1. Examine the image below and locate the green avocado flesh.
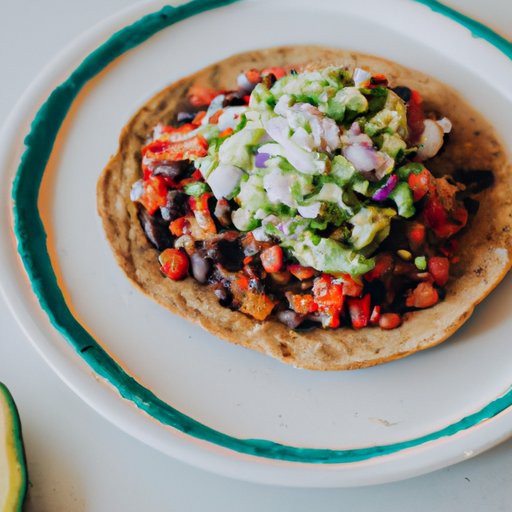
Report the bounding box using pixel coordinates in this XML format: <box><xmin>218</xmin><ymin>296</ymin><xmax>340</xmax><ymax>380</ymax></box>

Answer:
<box><xmin>0</xmin><ymin>384</ymin><xmax>27</xmax><ymax>512</ymax></box>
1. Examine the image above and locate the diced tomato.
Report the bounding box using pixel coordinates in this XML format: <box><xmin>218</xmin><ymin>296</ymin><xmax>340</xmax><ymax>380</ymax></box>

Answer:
<box><xmin>347</xmin><ymin>294</ymin><xmax>371</xmax><ymax>330</ymax></box>
<box><xmin>440</xmin><ymin>239</ymin><xmax>459</xmax><ymax>258</ymax></box>
<box><xmin>192</xmin><ymin>110</ymin><xmax>206</xmax><ymax>126</ymax></box>
<box><xmin>336</xmin><ymin>274</ymin><xmax>364</xmax><ymax>297</ymax></box>
<box><xmin>142</xmin><ymin>165</ymin><xmax>153</xmax><ymax>181</ymax></box>
<box><xmin>143</xmin><ymin>135</ymin><xmax>208</xmax><ymax>162</ymax></box>
<box><xmin>406</xmin><ymin>282</ymin><xmax>439</xmax><ymax>309</ymax></box>
<box><xmin>428</xmin><ymin>256</ymin><xmax>450</xmax><ymax>286</ymax></box>
<box><xmin>159</xmin><ymin>248</ymin><xmax>189</xmax><ymax>280</ymax></box>
<box><xmin>141</xmin><ymin>139</ymin><xmax>171</xmax><ymax>158</ymax></box>
<box><xmin>244</xmin><ymin>68</ymin><xmax>261</xmax><ymax>83</ymax></box>
<box><xmin>169</xmin><ymin>216</ymin><xmax>188</xmax><ymax>237</ymax></box>
<box><xmin>191</xmin><ymin>169</ymin><xmax>203</xmax><ymax>181</ymax></box>
<box><xmin>379</xmin><ymin>313</ymin><xmax>402</xmax><ymax>330</ymax></box>
<box><xmin>287</xmin><ymin>264</ymin><xmax>315</xmax><ymax>281</ymax></box>
<box><xmin>243</xmin><ymin>255</ymin><xmax>253</xmax><ymax>266</ymax></box>
<box><xmin>370</xmin><ymin>305</ymin><xmax>381</xmax><ymax>325</ymax></box>
<box><xmin>313</xmin><ymin>275</ymin><xmax>344</xmax><ymax>309</ymax></box>
<box><xmin>364</xmin><ymin>253</ymin><xmax>394</xmax><ymax>282</ymax></box>
<box><xmin>287</xmin><ymin>293</ymin><xmax>318</xmax><ymax>315</ymax></box>
<box><xmin>159</xmin><ymin>123</ymin><xmax>197</xmax><ymax>135</ymax></box>
<box><xmin>260</xmin><ymin>245</ymin><xmax>283</xmax><ymax>273</ymax></box>
<box><xmin>189</xmin><ymin>193</ymin><xmax>217</xmax><ymax>234</ymax></box>
<box><xmin>239</xmin><ymin>291</ymin><xmax>276</xmax><ymax>321</ymax></box>
<box><xmin>370</xmin><ymin>73</ymin><xmax>388</xmax><ymax>87</ymax></box>
<box><xmin>209</xmin><ymin>109</ymin><xmax>224</xmax><ymax>124</ymax></box>
<box><xmin>138</xmin><ymin>175</ymin><xmax>168</xmax><ymax>214</ymax></box>
<box><xmin>261</xmin><ymin>66</ymin><xmax>287</xmax><ymax>79</ymax></box>
<box><xmin>408</xmin><ymin>223</ymin><xmax>426</xmax><ymax>250</ymax></box>
<box><xmin>408</xmin><ymin>168</ymin><xmax>432</xmax><ymax>202</ymax></box>
<box><xmin>188</xmin><ymin>85</ymin><xmax>220</xmax><ymax>107</ymax></box>
<box><xmin>219</xmin><ymin>127</ymin><xmax>234</xmax><ymax>138</ymax></box>
<box><xmin>424</xmin><ymin>195</ymin><xmax>468</xmax><ymax>239</ymax></box>
<box><xmin>407</xmin><ymin>89</ymin><xmax>425</xmax><ymax>144</ymax></box>
<box><xmin>233</xmin><ymin>274</ymin><xmax>250</xmax><ymax>291</ymax></box>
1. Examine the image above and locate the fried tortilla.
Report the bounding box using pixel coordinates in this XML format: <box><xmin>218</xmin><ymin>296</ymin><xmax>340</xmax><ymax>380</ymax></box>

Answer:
<box><xmin>97</xmin><ymin>46</ymin><xmax>512</xmax><ymax>370</ymax></box>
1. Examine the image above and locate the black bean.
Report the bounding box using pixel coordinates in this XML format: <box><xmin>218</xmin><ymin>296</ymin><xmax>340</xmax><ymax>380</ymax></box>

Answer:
<box><xmin>276</xmin><ymin>310</ymin><xmax>303</xmax><ymax>329</ymax></box>
<box><xmin>190</xmin><ymin>253</ymin><xmax>212</xmax><ymax>284</ymax></box>
<box><xmin>153</xmin><ymin>161</ymin><xmax>185</xmax><ymax>181</ymax></box>
<box><xmin>223</xmin><ymin>90</ymin><xmax>246</xmax><ymax>106</ymax></box>
<box><xmin>160</xmin><ymin>190</ymin><xmax>189</xmax><ymax>222</ymax></box>
<box><xmin>176</xmin><ymin>111</ymin><xmax>196</xmax><ymax>124</ymax></box>
<box><xmin>137</xmin><ymin>207</ymin><xmax>174</xmax><ymax>251</ymax></box>
<box><xmin>393</xmin><ymin>86</ymin><xmax>412</xmax><ymax>103</ymax></box>
<box><xmin>213</xmin><ymin>284</ymin><xmax>232</xmax><ymax>307</ymax></box>
<box><xmin>453</xmin><ymin>169</ymin><xmax>495</xmax><ymax>194</ymax></box>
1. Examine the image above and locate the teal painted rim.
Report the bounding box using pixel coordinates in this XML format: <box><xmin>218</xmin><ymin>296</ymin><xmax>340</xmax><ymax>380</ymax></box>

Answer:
<box><xmin>11</xmin><ymin>0</ymin><xmax>512</xmax><ymax>464</ymax></box>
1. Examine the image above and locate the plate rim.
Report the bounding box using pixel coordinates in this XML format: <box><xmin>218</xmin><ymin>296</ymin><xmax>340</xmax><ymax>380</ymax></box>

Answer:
<box><xmin>1</xmin><ymin>0</ymin><xmax>512</xmax><ymax>487</ymax></box>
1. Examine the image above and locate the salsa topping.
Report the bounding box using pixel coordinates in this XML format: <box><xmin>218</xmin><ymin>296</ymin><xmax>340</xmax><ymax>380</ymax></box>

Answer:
<box><xmin>131</xmin><ymin>65</ymin><xmax>490</xmax><ymax>331</ymax></box>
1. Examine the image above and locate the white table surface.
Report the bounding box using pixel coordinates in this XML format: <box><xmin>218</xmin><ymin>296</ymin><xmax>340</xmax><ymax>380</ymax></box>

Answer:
<box><xmin>1</xmin><ymin>1</ymin><xmax>511</xmax><ymax>510</ymax></box>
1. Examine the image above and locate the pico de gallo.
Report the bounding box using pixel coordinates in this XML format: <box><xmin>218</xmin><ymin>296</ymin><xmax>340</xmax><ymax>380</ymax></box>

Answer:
<box><xmin>130</xmin><ymin>65</ymin><xmax>491</xmax><ymax>331</ymax></box>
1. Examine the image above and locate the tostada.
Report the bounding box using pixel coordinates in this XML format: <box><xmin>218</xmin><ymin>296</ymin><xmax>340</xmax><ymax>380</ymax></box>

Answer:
<box><xmin>97</xmin><ymin>46</ymin><xmax>511</xmax><ymax>370</ymax></box>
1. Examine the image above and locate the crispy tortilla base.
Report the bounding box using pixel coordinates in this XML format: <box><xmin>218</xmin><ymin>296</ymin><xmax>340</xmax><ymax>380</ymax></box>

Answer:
<box><xmin>97</xmin><ymin>46</ymin><xmax>512</xmax><ymax>371</ymax></box>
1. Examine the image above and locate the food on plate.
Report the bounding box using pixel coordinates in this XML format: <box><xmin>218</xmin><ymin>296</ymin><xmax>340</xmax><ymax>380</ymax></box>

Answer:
<box><xmin>97</xmin><ymin>46</ymin><xmax>511</xmax><ymax>370</ymax></box>
<box><xmin>0</xmin><ymin>383</ymin><xmax>27</xmax><ymax>512</ymax></box>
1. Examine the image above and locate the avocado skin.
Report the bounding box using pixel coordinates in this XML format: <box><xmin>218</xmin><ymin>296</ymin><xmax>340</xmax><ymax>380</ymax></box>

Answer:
<box><xmin>0</xmin><ymin>383</ymin><xmax>28</xmax><ymax>512</ymax></box>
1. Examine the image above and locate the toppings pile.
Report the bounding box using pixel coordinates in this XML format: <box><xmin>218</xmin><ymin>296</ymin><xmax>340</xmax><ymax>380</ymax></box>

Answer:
<box><xmin>131</xmin><ymin>65</ymin><xmax>484</xmax><ymax>331</ymax></box>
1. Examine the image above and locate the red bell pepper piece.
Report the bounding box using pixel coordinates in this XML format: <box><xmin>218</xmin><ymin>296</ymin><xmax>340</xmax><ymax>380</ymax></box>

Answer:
<box><xmin>138</xmin><ymin>175</ymin><xmax>168</xmax><ymax>215</ymax></box>
<box><xmin>347</xmin><ymin>294</ymin><xmax>371</xmax><ymax>330</ymax></box>
<box><xmin>260</xmin><ymin>245</ymin><xmax>284</xmax><ymax>273</ymax></box>
<box><xmin>313</xmin><ymin>274</ymin><xmax>344</xmax><ymax>328</ymax></box>
<box><xmin>286</xmin><ymin>293</ymin><xmax>318</xmax><ymax>315</ymax></box>
<box><xmin>159</xmin><ymin>248</ymin><xmax>189</xmax><ymax>280</ymax></box>
<box><xmin>287</xmin><ymin>264</ymin><xmax>315</xmax><ymax>281</ymax></box>
<box><xmin>143</xmin><ymin>135</ymin><xmax>208</xmax><ymax>162</ymax></box>
<box><xmin>189</xmin><ymin>193</ymin><xmax>217</xmax><ymax>234</ymax></box>
<box><xmin>369</xmin><ymin>305</ymin><xmax>381</xmax><ymax>325</ymax></box>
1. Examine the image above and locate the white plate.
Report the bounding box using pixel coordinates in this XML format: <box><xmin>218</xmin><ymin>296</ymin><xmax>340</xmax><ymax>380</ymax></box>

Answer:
<box><xmin>1</xmin><ymin>0</ymin><xmax>511</xmax><ymax>488</ymax></box>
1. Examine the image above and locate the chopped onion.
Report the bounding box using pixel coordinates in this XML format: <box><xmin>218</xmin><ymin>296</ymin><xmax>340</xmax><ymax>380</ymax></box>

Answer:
<box><xmin>353</xmin><ymin>68</ymin><xmax>371</xmax><ymax>88</ymax></box>
<box><xmin>255</xmin><ymin>152</ymin><xmax>270</xmax><ymax>168</ymax></box>
<box><xmin>206</xmin><ymin>164</ymin><xmax>243</xmax><ymax>199</ymax></box>
<box><xmin>416</xmin><ymin>119</ymin><xmax>445</xmax><ymax>161</ymax></box>
<box><xmin>201</xmin><ymin>94</ymin><xmax>225</xmax><ymax>124</ymax></box>
<box><xmin>130</xmin><ymin>179</ymin><xmax>144</xmax><ymax>202</ymax></box>
<box><xmin>343</xmin><ymin>143</ymin><xmax>379</xmax><ymax>172</ymax></box>
<box><xmin>436</xmin><ymin>117</ymin><xmax>452</xmax><ymax>134</ymax></box>
<box><xmin>217</xmin><ymin>106</ymin><xmax>247</xmax><ymax>132</ymax></box>
<box><xmin>372</xmin><ymin>174</ymin><xmax>399</xmax><ymax>201</ymax></box>
<box><xmin>298</xmin><ymin>202</ymin><xmax>321</xmax><ymax>218</ymax></box>
<box><xmin>252</xmin><ymin>227</ymin><xmax>270</xmax><ymax>242</ymax></box>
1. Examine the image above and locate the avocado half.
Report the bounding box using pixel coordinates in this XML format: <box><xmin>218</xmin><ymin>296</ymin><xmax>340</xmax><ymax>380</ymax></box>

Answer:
<box><xmin>0</xmin><ymin>383</ymin><xmax>27</xmax><ymax>512</ymax></box>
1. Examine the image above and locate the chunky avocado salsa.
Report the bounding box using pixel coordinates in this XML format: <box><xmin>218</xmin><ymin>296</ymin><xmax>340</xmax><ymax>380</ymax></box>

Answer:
<box><xmin>131</xmin><ymin>65</ymin><xmax>476</xmax><ymax>331</ymax></box>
